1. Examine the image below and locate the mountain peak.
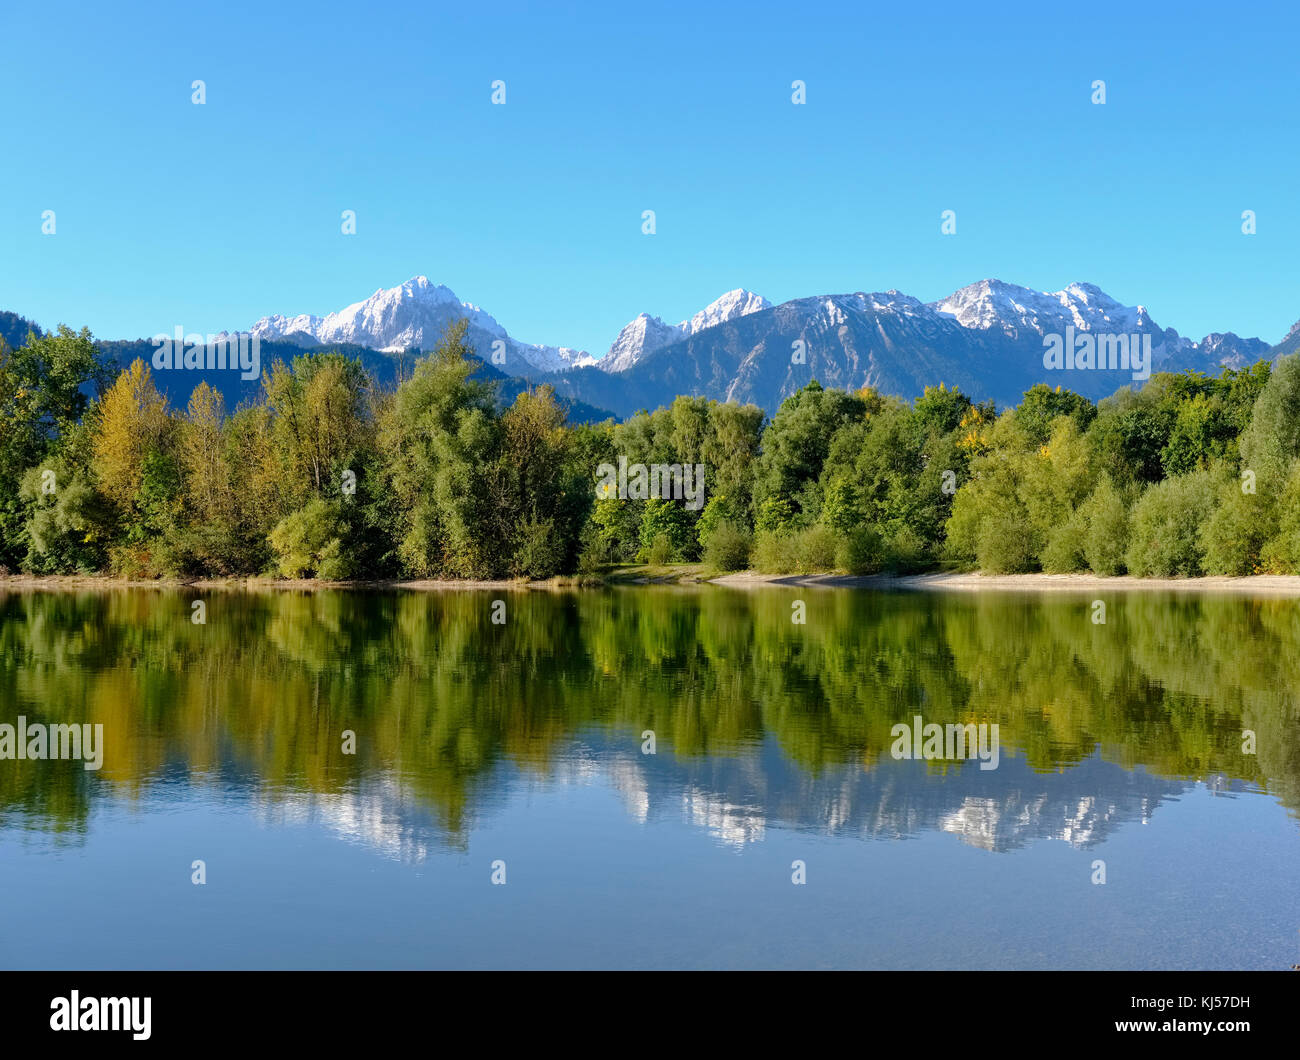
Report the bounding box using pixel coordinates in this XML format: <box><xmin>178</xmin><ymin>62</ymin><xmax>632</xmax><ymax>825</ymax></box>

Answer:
<box><xmin>249</xmin><ymin>276</ymin><xmax>593</xmax><ymax>372</ymax></box>
<box><xmin>1061</xmin><ymin>281</ymin><xmax>1132</xmax><ymax>314</ymax></box>
<box><xmin>599</xmin><ymin>289</ymin><xmax>771</xmax><ymax>373</ymax></box>
<box><xmin>930</xmin><ymin>278</ymin><xmax>1152</xmax><ymax>335</ymax></box>
<box><xmin>684</xmin><ymin>289</ymin><xmax>771</xmax><ymax>335</ymax></box>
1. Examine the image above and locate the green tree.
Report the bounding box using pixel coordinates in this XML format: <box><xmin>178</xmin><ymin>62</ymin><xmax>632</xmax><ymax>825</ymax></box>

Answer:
<box><xmin>751</xmin><ymin>382</ymin><xmax>865</xmax><ymax>525</ymax></box>
<box><xmin>490</xmin><ymin>385</ymin><xmax>588</xmax><ymax>577</ymax></box>
<box><xmin>638</xmin><ymin>498</ymin><xmax>693</xmax><ymax>562</ymax></box>
<box><xmin>0</xmin><ymin>327</ymin><xmax>112</xmax><ymax>567</ymax></box>
<box><xmin>1240</xmin><ymin>353</ymin><xmax>1300</xmax><ymax>491</ymax></box>
<box><xmin>380</xmin><ymin>320</ymin><xmax>500</xmax><ymax>577</ymax></box>
<box><xmin>1089</xmin><ymin>384</ymin><xmax>1175</xmax><ymax>486</ymax></box>
<box><xmin>1015</xmin><ymin>384</ymin><xmax>1095</xmax><ymax>448</ymax></box>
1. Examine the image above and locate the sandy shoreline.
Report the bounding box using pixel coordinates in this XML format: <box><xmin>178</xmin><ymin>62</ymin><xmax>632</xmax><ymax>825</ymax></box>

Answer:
<box><xmin>5</xmin><ymin>569</ymin><xmax>1300</xmax><ymax>595</ymax></box>
<box><xmin>709</xmin><ymin>571</ymin><xmax>1300</xmax><ymax>594</ymax></box>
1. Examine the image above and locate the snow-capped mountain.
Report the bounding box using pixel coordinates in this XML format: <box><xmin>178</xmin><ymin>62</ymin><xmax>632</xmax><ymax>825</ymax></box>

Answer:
<box><xmin>600</xmin><ymin>289</ymin><xmax>772</xmax><ymax>373</ymax></box>
<box><xmin>542</xmin><ymin>279</ymin><xmax>1285</xmax><ymax>416</ymax></box>
<box><xmin>232</xmin><ymin>274</ymin><xmax>1289</xmax><ymax>416</ymax></box>
<box><xmin>249</xmin><ymin>276</ymin><xmax>597</xmax><ymax>373</ymax></box>
<box><xmin>241</xmin><ymin>279</ymin><xmax>770</xmax><ymax>378</ymax></box>
<box><xmin>601</xmin><ymin>314</ymin><xmax>683</xmax><ymax>375</ymax></box>
<box><xmin>928</xmin><ymin>278</ymin><xmax>1271</xmax><ymax>372</ymax></box>
<box><xmin>930</xmin><ymin>279</ymin><xmax>1156</xmax><ymax>337</ymax></box>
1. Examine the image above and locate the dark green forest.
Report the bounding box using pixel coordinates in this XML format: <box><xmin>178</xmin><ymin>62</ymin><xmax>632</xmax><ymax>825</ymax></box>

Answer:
<box><xmin>1</xmin><ymin>315</ymin><xmax>1295</xmax><ymax>580</ymax></box>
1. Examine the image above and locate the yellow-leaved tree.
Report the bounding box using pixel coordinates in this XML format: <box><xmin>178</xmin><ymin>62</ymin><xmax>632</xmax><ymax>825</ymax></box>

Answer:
<box><xmin>93</xmin><ymin>358</ymin><xmax>172</xmax><ymax>510</ymax></box>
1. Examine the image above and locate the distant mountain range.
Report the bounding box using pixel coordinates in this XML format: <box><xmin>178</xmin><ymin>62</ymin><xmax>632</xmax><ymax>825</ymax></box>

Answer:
<box><xmin>6</xmin><ymin>277</ymin><xmax>1297</xmax><ymax>421</ymax></box>
<box><xmin>540</xmin><ymin>278</ymin><xmax>1281</xmax><ymax>417</ymax></box>
<box><xmin>236</xmin><ymin>275</ymin><xmax>1292</xmax><ymax>415</ymax></box>
<box><xmin>243</xmin><ymin>276</ymin><xmax>775</xmax><ymax>380</ymax></box>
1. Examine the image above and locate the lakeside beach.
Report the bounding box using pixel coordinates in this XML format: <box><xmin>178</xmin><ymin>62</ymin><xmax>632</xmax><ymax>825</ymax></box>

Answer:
<box><xmin>10</xmin><ymin>568</ymin><xmax>1300</xmax><ymax>595</ymax></box>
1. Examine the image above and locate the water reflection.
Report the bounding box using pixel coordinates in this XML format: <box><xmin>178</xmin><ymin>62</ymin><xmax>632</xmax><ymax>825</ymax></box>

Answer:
<box><xmin>1</xmin><ymin>586</ymin><xmax>1296</xmax><ymax>858</ymax></box>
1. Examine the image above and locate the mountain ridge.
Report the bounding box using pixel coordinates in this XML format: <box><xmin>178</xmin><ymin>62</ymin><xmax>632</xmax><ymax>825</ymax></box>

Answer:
<box><xmin>534</xmin><ymin>279</ymin><xmax>1291</xmax><ymax>416</ymax></box>
<box><xmin>8</xmin><ymin>277</ymin><xmax>1299</xmax><ymax>420</ymax></box>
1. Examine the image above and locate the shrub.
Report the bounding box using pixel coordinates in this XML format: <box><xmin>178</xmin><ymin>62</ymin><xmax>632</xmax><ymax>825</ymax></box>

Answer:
<box><xmin>754</xmin><ymin>528</ymin><xmax>832</xmax><ymax>577</ymax></box>
<box><xmin>752</xmin><ymin>530</ymin><xmax>798</xmax><ymax>574</ymax></box>
<box><xmin>835</xmin><ymin>526</ymin><xmax>882</xmax><ymax>574</ymax></box>
<box><xmin>643</xmin><ymin>532</ymin><xmax>675</xmax><ymax>566</ymax></box>
<box><xmin>696</xmin><ymin>495</ymin><xmax>744</xmax><ymax>550</ymax></box>
<box><xmin>19</xmin><ymin>464</ymin><xmax>112</xmax><ymax>574</ymax></box>
<box><xmin>1124</xmin><ymin>469</ymin><xmax>1217</xmax><ymax>577</ymax></box>
<box><xmin>1079</xmin><ymin>475</ymin><xmax>1130</xmax><ymax>576</ymax></box>
<box><xmin>269</xmin><ymin>499</ymin><xmax>352</xmax><ymax>579</ymax></box>
<box><xmin>315</xmin><ymin>537</ymin><xmax>351</xmax><ymax>581</ymax></box>
<box><xmin>881</xmin><ymin>527</ymin><xmax>930</xmax><ymax>573</ymax></box>
<box><xmin>975</xmin><ymin>512</ymin><xmax>1037</xmax><ymax>573</ymax></box>
<box><xmin>702</xmin><ymin>520</ymin><xmax>752</xmax><ymax>571</ymax></box>
<box><xmin>1041</xmin><ymin>511</ymin><xmax>1088</xmax><ymax>573</ymax></box>
<box><xmin>945</xmin><ymin>456</ymin><xmax>1031</xmax><ymax>569</ymax></box>
<box><xmin>1198</xmin><ymin>480</ymin><xmax>1273</xmax><ymax>575</ymax></box>
<box><xmin>753</xmin><ymin>527</ymin><xmax>840</xmax><ymax>574</ymax></box>
<box><xmin>576</xmin><ymin>518</ymin><xmax>616</xmax><ymax>574</ymax></box>
<box><xmin>792</xmin><ymin>524</ymin><xmax>838</xmax><ymax>572</ymax></box>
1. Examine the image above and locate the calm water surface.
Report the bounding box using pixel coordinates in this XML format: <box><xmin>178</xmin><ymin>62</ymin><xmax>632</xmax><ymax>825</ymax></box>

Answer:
<box><xmin>1</xmin><ymin>586</ymin><xmax>1296</xmax><ymax>969</ymax></box>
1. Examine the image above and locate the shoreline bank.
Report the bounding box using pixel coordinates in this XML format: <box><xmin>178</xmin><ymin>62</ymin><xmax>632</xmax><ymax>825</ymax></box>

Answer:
<box><xmin>6</xmin><ymin>569</ymin><xmax>1300</xmax><ymax>594</ymax></box>
<box><xmin>707</xmin><ymin>571</ymin><xmax>1300</xmax><ymax>594</ymax></box>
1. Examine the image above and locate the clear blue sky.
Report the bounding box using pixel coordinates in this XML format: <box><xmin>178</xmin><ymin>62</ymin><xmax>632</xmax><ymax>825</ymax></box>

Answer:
<box><xmin>3</xmin><ymin>0</ymin><xmax>1297</xmax><ymax>355</ymax></box>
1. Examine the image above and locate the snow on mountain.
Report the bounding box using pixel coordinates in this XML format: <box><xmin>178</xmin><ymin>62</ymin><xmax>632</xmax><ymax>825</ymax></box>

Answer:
<box><xmin>249</xmin><ymin>276</ymin><xmax>596</xmax><ymax>373</ymax></box>
<box><xmin>930</xmin><ymin>278</ymin><xmax>1155</xmax><ymax>337</ymax></box>
<box><xmin>546</xmin><ymin>278</ymin><xmax>1285</xmax><ymax>418</ymax></box>
<box><xmin>240</xmin><ymin>275</ymin><xmax>1280</xmax><ymax>410</ymax></box>
<box><xmin>602</xmin><ymin>314</ymin><xmax>684</xmax><ymax>374</ymax></box>
<box><xmin>600</xmin><ymin>289</ymin><xmax>772</xmax><ymax>373</ymax></box>
<box><xmin>683</xmin><ymin>289</ymin><xmax>772</xmax><ymax>335</ymax></box>
<box><xmin>251</xmin><ymin>312</ymin><xmax>324</xmax><ymax>338</ymax></box>
<box><xmin>924</xmin><ymin>278</ymin><xmax>1269</xmax><ymax>371</ymax></box>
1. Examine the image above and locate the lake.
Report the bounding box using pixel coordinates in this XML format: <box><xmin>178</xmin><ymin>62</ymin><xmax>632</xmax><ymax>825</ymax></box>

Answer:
<box><xmin>1</xmin><ymin>585</ymin><xmax>1296</xmax><ymax>969</ymax></box>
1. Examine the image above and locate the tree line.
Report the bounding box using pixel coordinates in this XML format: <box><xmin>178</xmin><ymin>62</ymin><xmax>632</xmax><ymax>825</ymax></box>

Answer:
<box><xmin>2</xmin><ymin>315</ymin><xmax>1297</xmax><ymax>579</ymax></box>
